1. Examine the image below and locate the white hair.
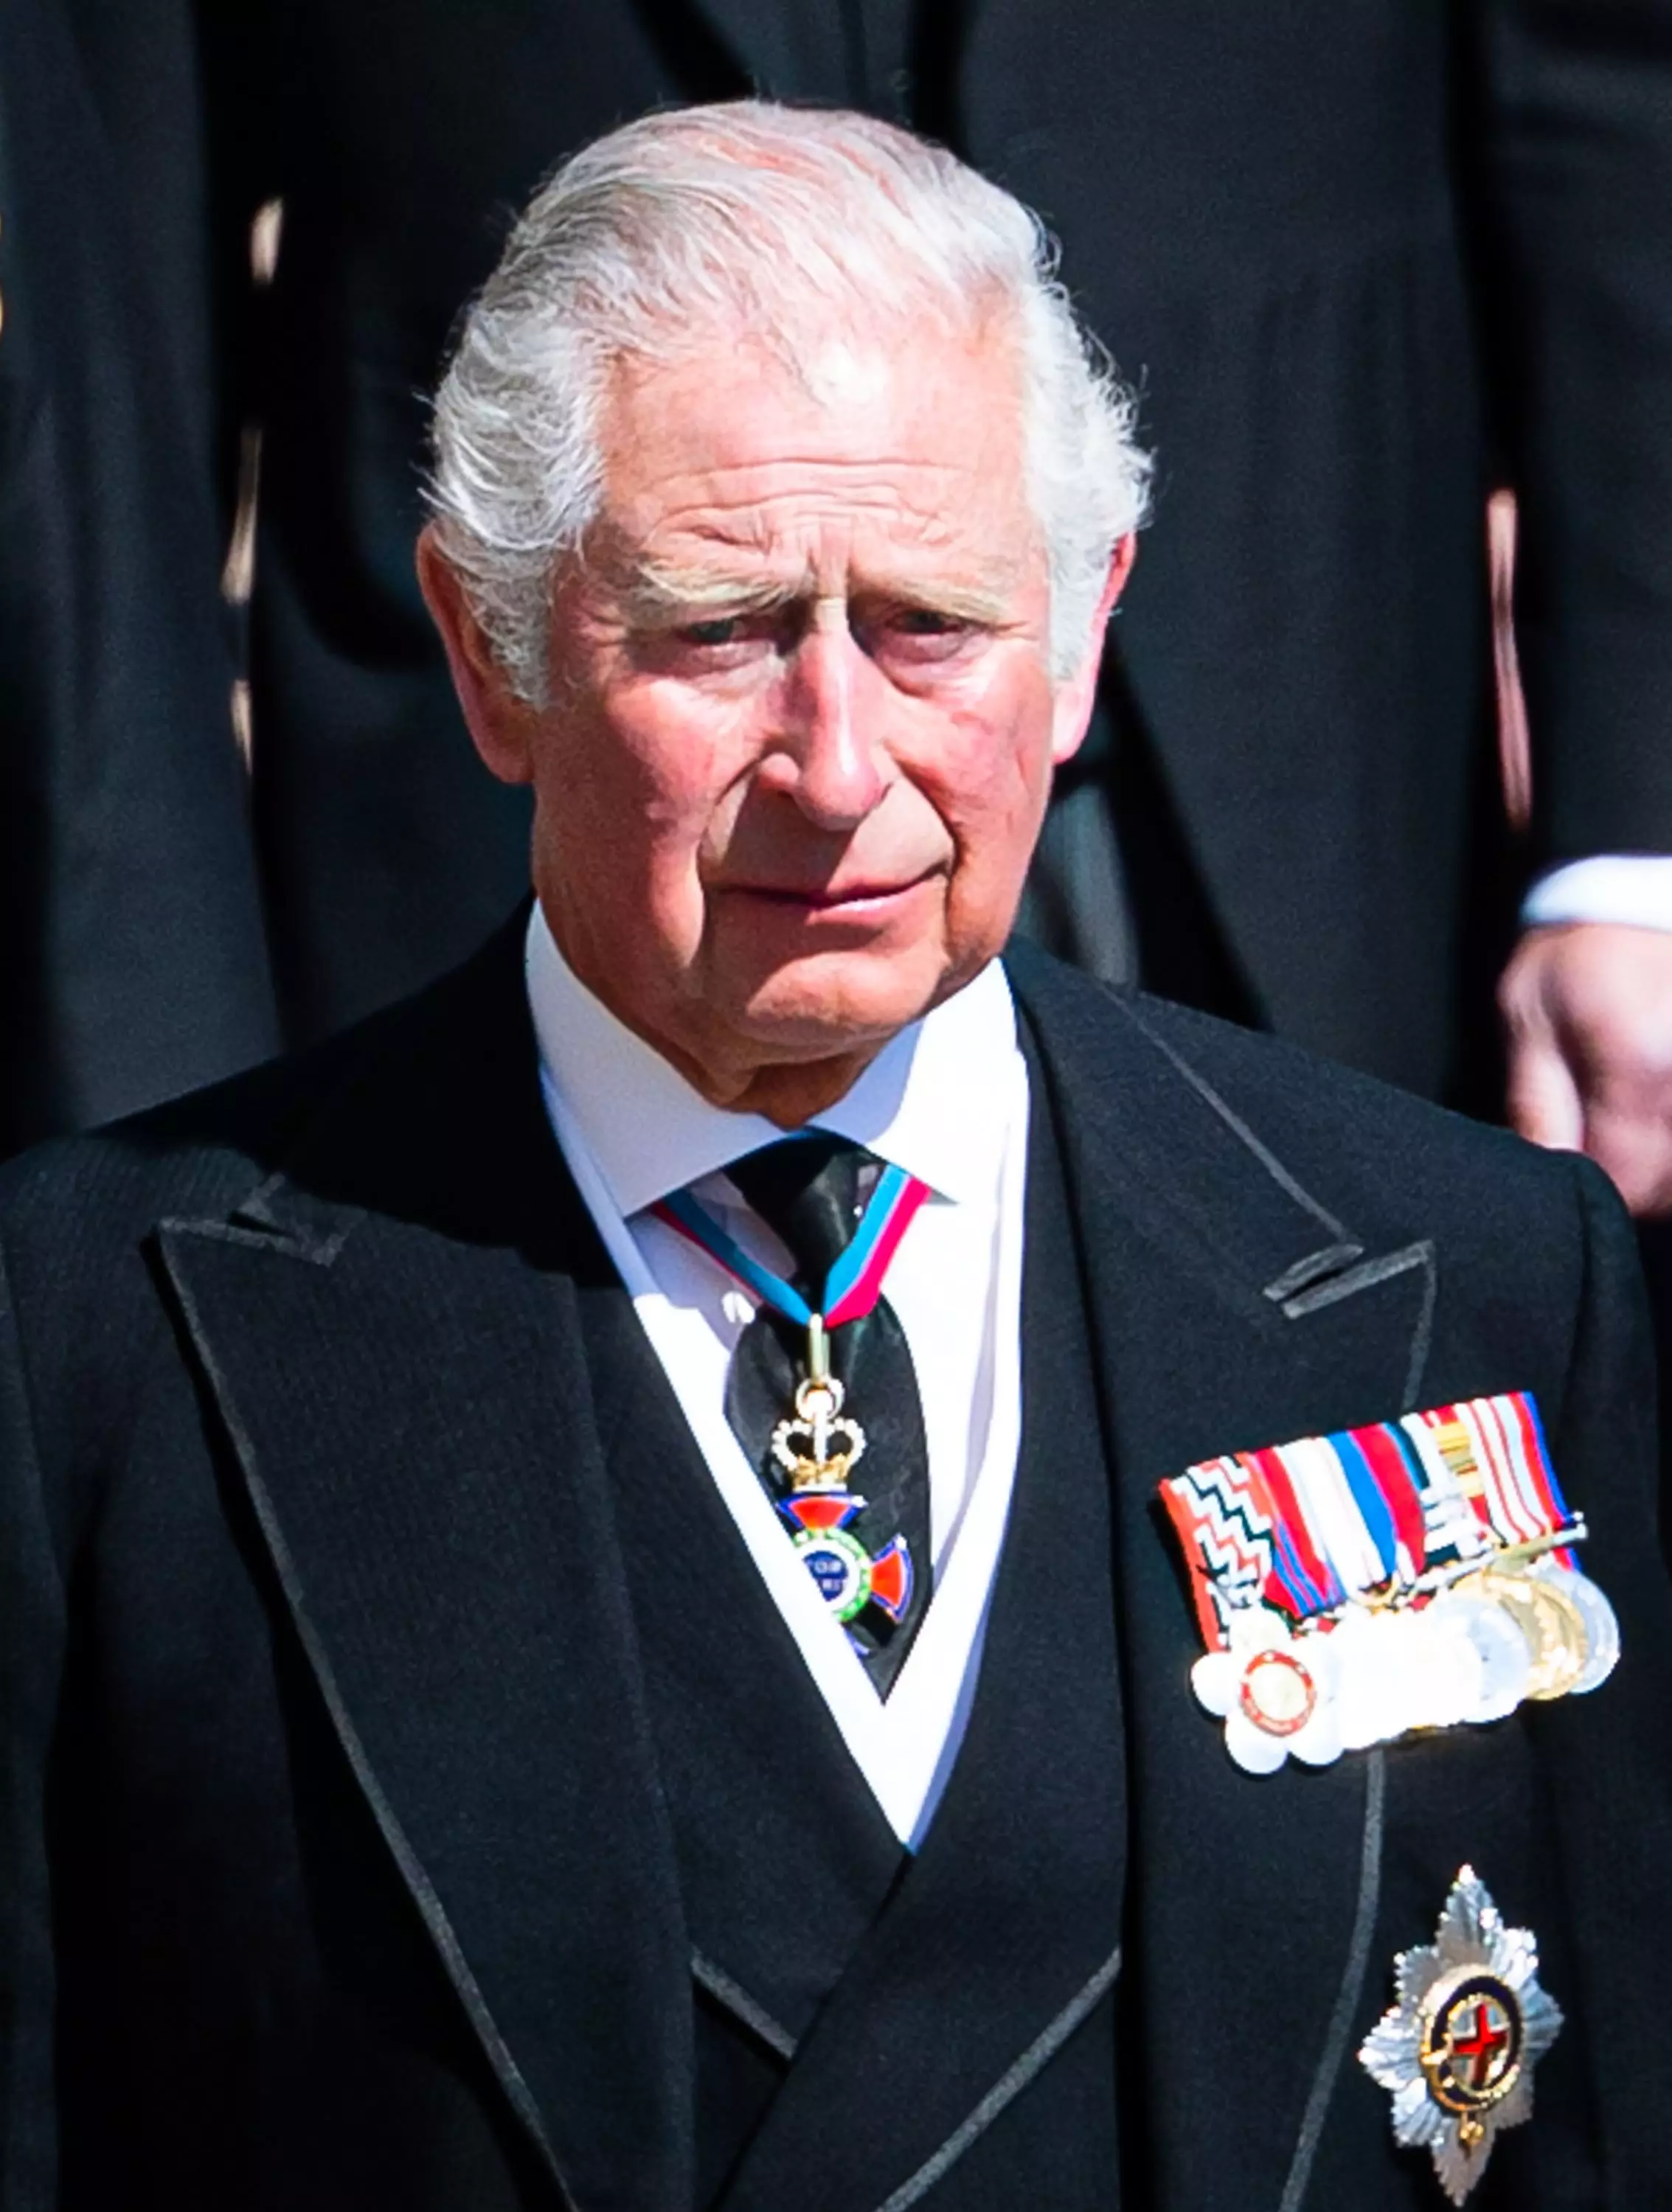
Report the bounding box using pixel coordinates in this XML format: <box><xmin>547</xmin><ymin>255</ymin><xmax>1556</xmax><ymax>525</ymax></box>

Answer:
<box><xmin>426</xmin><ymin>100</ymin><xmax>1151</xmax><ymax>699</ymax></box>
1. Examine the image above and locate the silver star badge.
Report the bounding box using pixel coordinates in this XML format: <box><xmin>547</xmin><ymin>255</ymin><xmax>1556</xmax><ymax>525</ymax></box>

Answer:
<box><xmin>1359</xmin><ymin>1865</ymin><xmax>1563</xmax><ymax>2205</ymax></box>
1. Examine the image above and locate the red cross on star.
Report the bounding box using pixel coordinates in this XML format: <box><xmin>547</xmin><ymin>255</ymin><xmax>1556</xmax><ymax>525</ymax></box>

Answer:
<box><xmin>1449</xmin><ymin>2001</ymin><xmax>1510</xmax><ymax>2090</ymax></box>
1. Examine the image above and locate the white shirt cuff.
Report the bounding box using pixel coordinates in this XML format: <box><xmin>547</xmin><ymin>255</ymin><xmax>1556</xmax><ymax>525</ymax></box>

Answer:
<box><xmin>1521</xmin><ymin>855</ymin><xmax>1672</xmax><ymax>935</ymax></box>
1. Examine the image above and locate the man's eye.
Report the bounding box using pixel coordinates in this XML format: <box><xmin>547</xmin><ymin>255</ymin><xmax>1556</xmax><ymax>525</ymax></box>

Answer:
<box><xmin>677</xmin><ymin>617</ymin><xmax>741</xmax><ymax>647</ymax></box>
<box><xmin>875</xmin><ymin>608</ymin><xmax>983</xmax><ymax>657</ymax></box>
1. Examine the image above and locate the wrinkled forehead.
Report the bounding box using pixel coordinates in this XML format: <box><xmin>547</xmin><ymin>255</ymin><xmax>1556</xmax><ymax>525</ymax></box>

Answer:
<box><xmin>586</xmin><ymin>309</ymin><xmax>1041</xmax><ymax>585</ymax></box>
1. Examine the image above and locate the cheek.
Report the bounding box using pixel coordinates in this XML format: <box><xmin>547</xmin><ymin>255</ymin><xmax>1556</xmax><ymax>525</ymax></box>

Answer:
<box><xmin>908</xmin><ymin>667</ymin><xmax>1057</xmax><ymax>852</ymax></box>
<box><xmin>560</xmin><ymin>688</ymin><xmax>757</xmax><ymax>871</ymax></box>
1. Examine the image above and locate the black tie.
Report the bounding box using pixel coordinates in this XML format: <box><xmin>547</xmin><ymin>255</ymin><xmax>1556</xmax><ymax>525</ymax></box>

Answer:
<box><xmin>724</xmin><ymin>1135</ymin><xmax>931</xmax><ymax>1695</ymax></box>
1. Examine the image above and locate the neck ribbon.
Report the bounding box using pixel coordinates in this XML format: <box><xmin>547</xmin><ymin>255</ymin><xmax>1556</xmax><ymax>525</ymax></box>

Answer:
<box><xmin>651</xmin><ymin>1157</ymin><xmax>930</xmax><ymax>1329</ymax></box>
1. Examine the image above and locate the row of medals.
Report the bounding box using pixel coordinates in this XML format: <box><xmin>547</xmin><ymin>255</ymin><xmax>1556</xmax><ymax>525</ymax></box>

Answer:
<box><xmin>1246</xmin><ymin>1535</ymin><xmax>1618</xmax><ymax>1750</ymax></box>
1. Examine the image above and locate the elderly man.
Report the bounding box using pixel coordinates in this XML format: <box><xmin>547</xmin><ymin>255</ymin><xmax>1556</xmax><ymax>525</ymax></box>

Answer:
<box><xmin>3</xmin><ymin>103</ymin><xmax>1671</xmax><ymax>2212</ymax></box>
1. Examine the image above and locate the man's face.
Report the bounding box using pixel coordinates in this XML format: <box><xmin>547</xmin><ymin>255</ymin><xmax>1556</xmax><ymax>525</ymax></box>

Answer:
<box><xmin>429</xmin><ymin>316</ymin><xmax>1123</xmax><ymax>1106</ymax></box>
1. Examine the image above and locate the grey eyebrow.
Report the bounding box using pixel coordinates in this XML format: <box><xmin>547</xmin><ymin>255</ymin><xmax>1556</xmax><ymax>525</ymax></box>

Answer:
<box><xmin>613</xmin><ymin>566</ymin><xmax>805</xmax><ymax>626</ymax></box>
<box><xmin>610</xmin><ymin>560</ymin><xmax>1019</xmax><ymax>633</ymax></box>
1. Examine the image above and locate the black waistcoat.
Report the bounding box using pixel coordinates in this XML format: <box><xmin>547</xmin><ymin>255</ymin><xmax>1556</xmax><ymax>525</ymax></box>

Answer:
<box><xmin>574</xmin><ymin>1037</ymin><xmax>1128</xmax><ymax>2211</ymax></box>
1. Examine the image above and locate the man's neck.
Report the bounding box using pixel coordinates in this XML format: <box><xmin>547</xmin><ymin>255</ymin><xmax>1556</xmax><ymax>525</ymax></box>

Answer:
<box><xmin>527</xmin><ymin>902</ymin><xmax>1016</xmax><ymax>1220</ymax></box>
<box><xmin>671</xmin><ymin>1048</ymin><xmax>887</xmax><ymax>1129</ymax></box>
<box><xmin>559</xmin><ymin>976</ymin><xmax>889</xmax><ymax>1126</ymax></box>
<box><xmin>542</xmin><ymin>906</ymin><xmax>905</xmax><ymax>1129</ymax></box>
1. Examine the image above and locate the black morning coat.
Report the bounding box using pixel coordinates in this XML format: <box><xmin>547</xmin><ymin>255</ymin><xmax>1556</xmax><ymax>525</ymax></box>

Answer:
<box><xmin>2</xmin><ymin>922</ymin><xmax>1671</xmax><ymax>2210</ymax></box>
<box><xmin>13</xmin><ymin>0</ymin><xmax>1672</xmax><ymax>1150</ymax></box>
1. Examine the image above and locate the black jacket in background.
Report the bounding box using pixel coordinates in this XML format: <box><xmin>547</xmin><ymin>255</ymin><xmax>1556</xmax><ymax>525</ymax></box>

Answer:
<box><xmin>0</xmin><ymin>0</ymin><xmax>280</xmax><ymax>1156</ymax></box>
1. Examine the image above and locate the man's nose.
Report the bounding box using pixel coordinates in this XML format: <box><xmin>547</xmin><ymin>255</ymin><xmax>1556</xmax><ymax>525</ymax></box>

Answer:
<box><xmin>762</xmin><ymin>619</ymin><xmax>889</xmax><ymax>829</ymax></box>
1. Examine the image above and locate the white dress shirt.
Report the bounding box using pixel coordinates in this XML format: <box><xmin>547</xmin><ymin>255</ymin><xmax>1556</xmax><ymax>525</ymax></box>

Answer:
<box><xmin>525</xmin><ymin>905</ymin><xmax>1030</xmax><ymax>1846</ymax></box>
<box><xmin>1524</xmin><ymin>855</ymin><xmax>1672</xmax><ymax>933</ymax></box>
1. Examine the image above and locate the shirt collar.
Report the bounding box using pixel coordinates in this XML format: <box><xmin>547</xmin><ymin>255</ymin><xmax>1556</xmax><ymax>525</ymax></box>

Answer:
<box><xmin>525</xmin><ymin>902</ymin><xmax>1018</xmax><ymax>1217</ymax></box>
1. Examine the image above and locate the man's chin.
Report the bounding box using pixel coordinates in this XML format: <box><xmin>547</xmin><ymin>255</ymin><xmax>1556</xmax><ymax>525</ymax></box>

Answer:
<box><xmin>724</xmin><ymin>942</ymin><xmax>952</xmax><ymax>1062</ymax></box>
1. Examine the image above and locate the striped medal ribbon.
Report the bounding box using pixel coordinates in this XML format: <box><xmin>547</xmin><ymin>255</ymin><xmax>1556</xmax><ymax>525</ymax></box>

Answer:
<box><xmin>1159</xmin><ymin>1389</ymin><xmax>1616</xmax><ymax>1775</ymax></box>
<box><xmin>1400</xmin><ymin>1396</ymin><xmax>1579</xmax><ymax>1571</ymax></box>
<box><xmin>653</xmin><ymin>1157</ymin><xmax>929</xmax><ymax>1337</ymax></box>
<box><xmin>1161</xmin><ymin>1416</ymin><xmax>1434</xmax><ymax>1646</ymax></box>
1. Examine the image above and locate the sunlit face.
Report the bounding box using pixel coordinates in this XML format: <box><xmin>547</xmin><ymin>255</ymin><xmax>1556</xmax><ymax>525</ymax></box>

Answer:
<box><xmin>425</xmin><ymin>314</ymin><xmax>1127</xmax><ymax>1110</ymax></box>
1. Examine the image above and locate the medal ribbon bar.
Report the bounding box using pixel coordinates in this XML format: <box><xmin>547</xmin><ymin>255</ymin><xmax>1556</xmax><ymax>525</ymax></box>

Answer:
<box><xmin>1159</xmin><ymin>1390</ymin><xmax>1618</xmax><ymax>1775</ymax></box>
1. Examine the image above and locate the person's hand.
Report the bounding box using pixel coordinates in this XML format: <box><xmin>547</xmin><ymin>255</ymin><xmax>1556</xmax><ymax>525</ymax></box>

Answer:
<box><xmin>1502</xmin><ymin>923</ymin><xmax>1672</xmax><ymax>1217</ymax></box>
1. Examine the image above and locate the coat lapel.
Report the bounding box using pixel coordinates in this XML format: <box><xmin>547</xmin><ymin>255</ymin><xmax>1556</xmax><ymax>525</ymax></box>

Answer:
<box><xmin>155</xmin><ymin>927</ymin><xmax>693</xmax><ymax>2212</ymax></box>
<box><xmin>1007</xmin><ymin>947</ymin><xmax>1437</xmax><ymax>2207</ymax></box>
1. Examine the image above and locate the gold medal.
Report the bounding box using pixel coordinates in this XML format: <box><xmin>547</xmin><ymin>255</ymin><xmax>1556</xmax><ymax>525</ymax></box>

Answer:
<box><xmin>1457</xmin><ymin>1568</ymin><xmax>1588</xmax><ymax>1702</ymax></box>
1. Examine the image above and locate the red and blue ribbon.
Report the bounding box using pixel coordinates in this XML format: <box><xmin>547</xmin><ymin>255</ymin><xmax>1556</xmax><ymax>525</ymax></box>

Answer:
<box><xmin>1162</xmin><ymin>1389</ymin><xmax>1572</xmax><ymax>1649</ymax></box>
<box><xmin>651</xmin><ymin>1157</ymin><xmax>931</xmax><ymax>1328</ymax></box>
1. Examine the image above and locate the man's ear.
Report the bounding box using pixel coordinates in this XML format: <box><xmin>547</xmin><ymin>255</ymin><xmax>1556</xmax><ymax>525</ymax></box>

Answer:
<box><xmin>415</xmin><ymin>523</ymin><xmax>541</xmax><ymax>786</ymax></box>
<box><xmin>1050</xmin><ymin>533</ymin><xmax>1137</xmax><ymax>766</ymax></box>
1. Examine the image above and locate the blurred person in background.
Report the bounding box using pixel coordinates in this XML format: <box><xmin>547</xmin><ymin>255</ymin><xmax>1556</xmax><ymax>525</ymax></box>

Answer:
<box><xmin>0</xmin><ymin>0</ymin><xmax>279</xmax><ymax>1158</ymax></box>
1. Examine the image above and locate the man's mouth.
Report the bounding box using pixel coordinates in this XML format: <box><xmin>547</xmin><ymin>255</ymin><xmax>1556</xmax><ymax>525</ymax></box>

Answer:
<box><xmin>724</xmin><ymin>869</ymin><xmax>938</xmax><ymax>912</ymax></box>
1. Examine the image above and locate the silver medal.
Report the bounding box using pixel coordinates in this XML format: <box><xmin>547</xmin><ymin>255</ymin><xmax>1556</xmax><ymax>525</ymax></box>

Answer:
<box><xmin>1400</xmin><ymin>1602</ymin><xmax>1483</xmax><ymax>1731</ymax></box>
<box><xmin>1331</xmin><ymin>1605</ymin><xmax>1419</xmax><ymax>1748</ymax></box>
<box><xmin>1425</xmin><ymin>1587</ymin><xmax>1533</xmax><ymax>1724</ymax></box>
<box><xmin>1533</xmin><ymin>1560</ymin><xmax>1619</xmax><ymax>1695</ymax></box>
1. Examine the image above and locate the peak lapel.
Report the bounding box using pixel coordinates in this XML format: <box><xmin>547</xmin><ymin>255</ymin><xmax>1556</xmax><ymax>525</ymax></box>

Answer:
<box><xmin>156</xmin><ymin>928</ymin><xmax>692</xmax><ymax>2212</ymax></box>
<box><xmin>1007</xmin><ymin>951</ymin><xmax>1437</xmax><ymax>2205</ymax></box>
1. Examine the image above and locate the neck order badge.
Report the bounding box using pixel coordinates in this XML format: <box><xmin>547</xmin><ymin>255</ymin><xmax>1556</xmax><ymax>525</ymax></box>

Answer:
<box><xmin>653</xmin><ymin>1161</ymin><xmax>932</xmax><ymax>1637</ymax></box>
